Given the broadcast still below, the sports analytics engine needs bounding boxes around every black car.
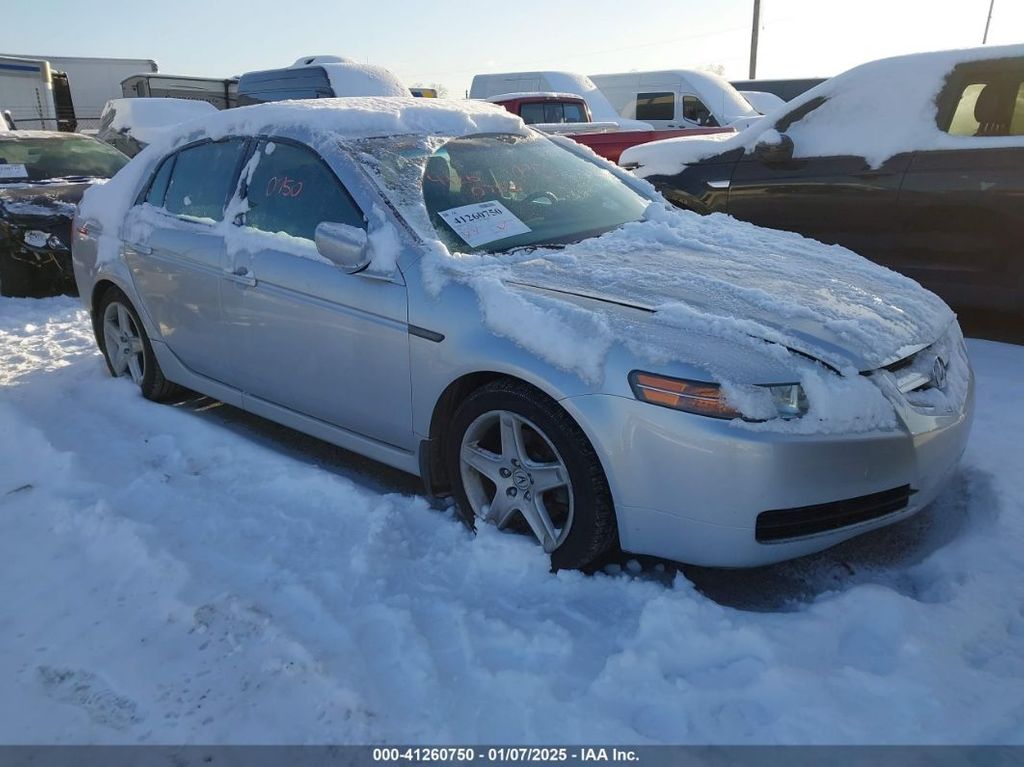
[1,131,128,297]
[623,46,1024,334]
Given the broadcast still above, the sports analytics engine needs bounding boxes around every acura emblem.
[932,356,948,389]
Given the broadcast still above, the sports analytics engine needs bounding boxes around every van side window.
[144,154,175,207]
[635,92,675,121]
[682,96,718,127]
[164,139,246,220]
[242,140,365,240]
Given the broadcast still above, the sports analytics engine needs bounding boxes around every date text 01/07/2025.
[371,747,641,762]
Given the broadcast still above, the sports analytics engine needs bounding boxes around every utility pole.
[749,0,761,79]
[983,0,995,44]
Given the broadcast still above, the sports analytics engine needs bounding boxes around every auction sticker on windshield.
[438,201,531,248]
[0,164,29,179]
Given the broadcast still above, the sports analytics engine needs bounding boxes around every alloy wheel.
[458,409,574,552]
[102,301,146,385]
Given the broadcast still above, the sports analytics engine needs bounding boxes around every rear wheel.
[97,287,181,401]
[446,379,617,570]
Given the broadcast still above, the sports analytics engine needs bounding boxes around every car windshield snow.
[0,135,128,183]
[351,132,650,254]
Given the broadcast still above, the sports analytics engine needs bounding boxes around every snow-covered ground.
[1,296,1022,744]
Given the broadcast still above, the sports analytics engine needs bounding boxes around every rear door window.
[635,92,675,121]
[944,69,1024,137]
[144,154,175,206]
[242,139,364,240]
[1012,83,1024,135]
[164,139,247,220]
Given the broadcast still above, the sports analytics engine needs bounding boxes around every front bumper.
[561,372,974,567]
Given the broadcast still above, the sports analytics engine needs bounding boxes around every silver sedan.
[72,98,973,570]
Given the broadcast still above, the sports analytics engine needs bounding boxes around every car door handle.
[126,242,152,255]
[223,266,257,287]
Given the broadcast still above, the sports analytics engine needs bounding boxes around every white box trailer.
[3,54,157,130]
[0,56,61,130]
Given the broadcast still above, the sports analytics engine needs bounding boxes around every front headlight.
[629,371,808,420]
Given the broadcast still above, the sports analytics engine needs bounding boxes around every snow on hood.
[0,182,84,219]
[623,43,1024,175]
[424,204,956,432]
[456,205,953,372]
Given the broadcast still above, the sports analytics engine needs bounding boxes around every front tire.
[97,287,181,401]
[446,379,618,571]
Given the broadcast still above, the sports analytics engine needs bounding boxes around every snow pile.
[104,98,217,147]
[1,296,1023,744]
[319,63,409,98]
[623,43,1024,174]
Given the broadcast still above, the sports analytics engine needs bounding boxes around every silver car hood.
[498,216,954,373]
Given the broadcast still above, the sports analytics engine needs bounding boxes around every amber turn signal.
[628,372,742,419]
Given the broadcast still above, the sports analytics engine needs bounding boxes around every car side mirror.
[315,222,370,272]
[753,132,794,162]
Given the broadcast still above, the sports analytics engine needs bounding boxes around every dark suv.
[625,46,1024,335]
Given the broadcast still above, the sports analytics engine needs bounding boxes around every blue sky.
[3,0,1021,96]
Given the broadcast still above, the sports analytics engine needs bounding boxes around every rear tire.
[97,286,181,402]
[446,378,618,571]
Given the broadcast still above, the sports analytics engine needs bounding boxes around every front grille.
[755,485,914,543]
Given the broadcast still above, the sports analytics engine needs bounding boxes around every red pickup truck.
[487,92,733,164]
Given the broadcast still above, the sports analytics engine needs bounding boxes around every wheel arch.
[89,278,123,344]
[422,370,593,497]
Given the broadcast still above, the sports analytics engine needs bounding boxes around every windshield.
[0,135,128,183]
[352,132,649,254]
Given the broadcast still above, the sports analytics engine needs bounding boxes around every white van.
[469,71,651,131]
[589,69,761,131]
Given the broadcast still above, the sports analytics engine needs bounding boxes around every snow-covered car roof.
[153,96,527,148]
[101,98,218,146]
[484,92,586,103]
[103,98,217,130]
[77,97,529,247]
[622,43,1024,174]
